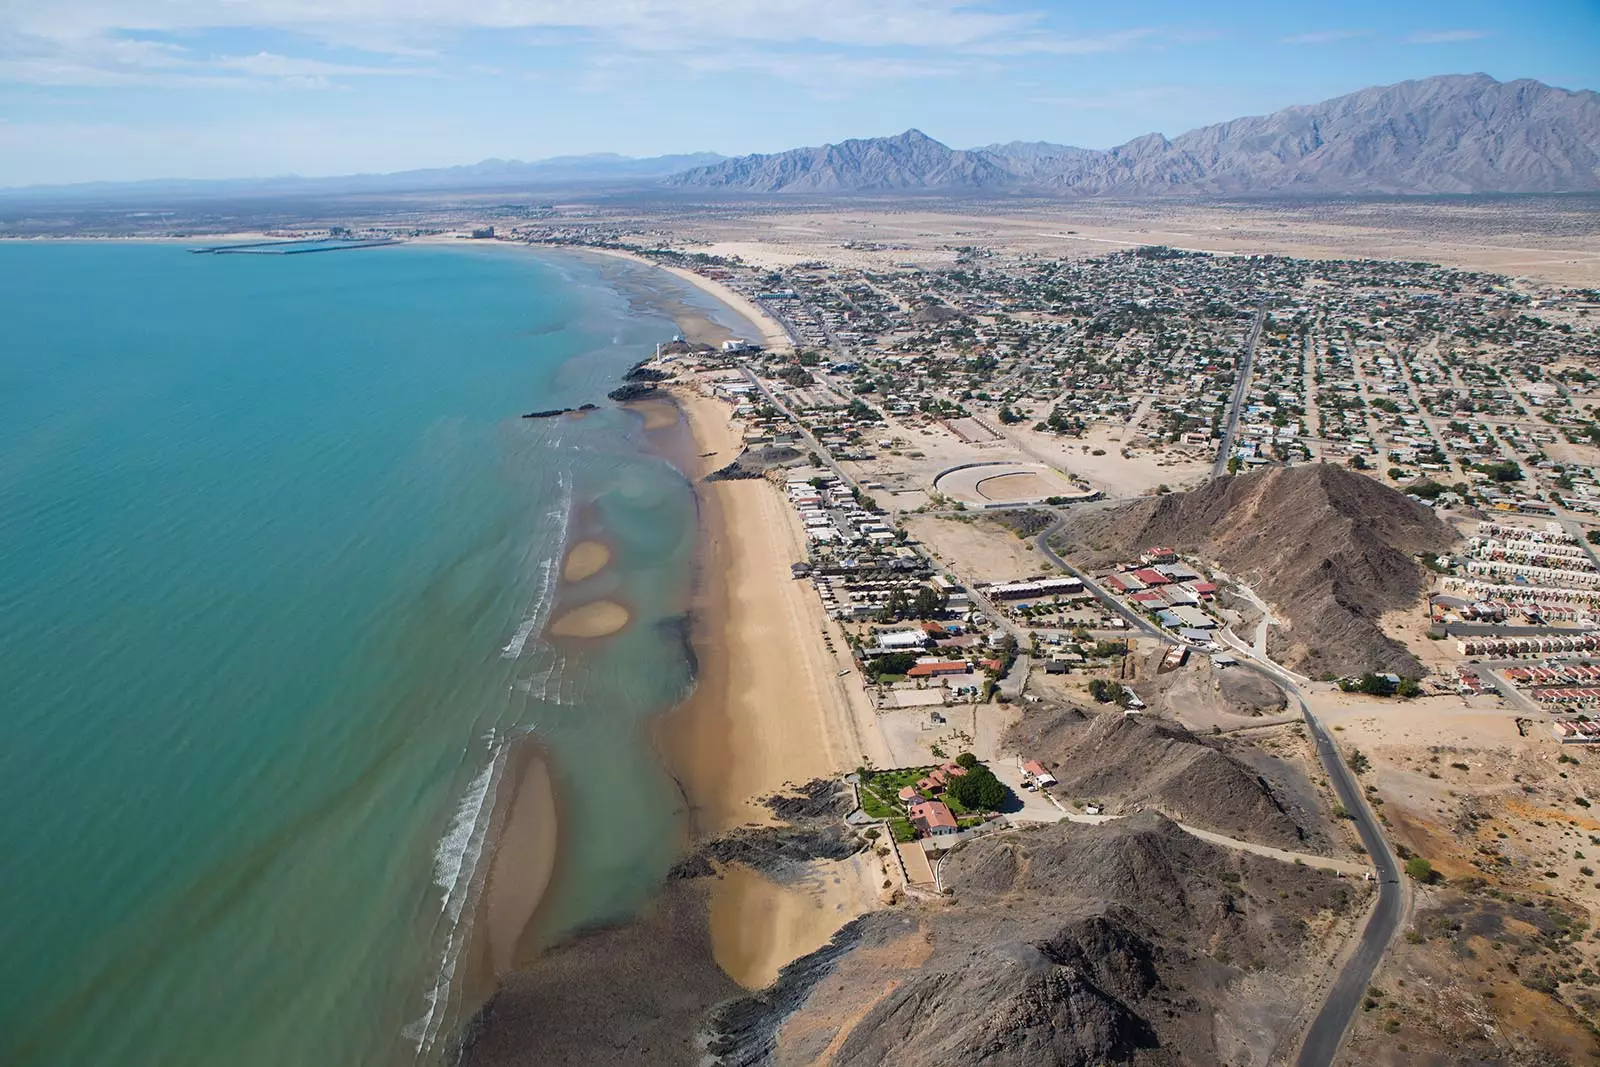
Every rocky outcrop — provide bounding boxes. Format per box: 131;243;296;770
704;813;1355;1067
1055;464;1457;676
1006;706;1309;848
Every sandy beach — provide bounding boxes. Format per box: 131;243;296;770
655;380;892;987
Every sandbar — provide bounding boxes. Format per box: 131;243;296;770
561;540;610;583
547;600;630;638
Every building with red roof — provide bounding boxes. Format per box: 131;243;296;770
906;660;969;678
908;799;959;836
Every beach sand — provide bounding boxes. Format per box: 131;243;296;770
657;381;893;988
547;600;630;638
560;540;610;583
708;855;883;990
660;386;889;834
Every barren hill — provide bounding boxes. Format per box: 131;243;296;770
1006;704;1310;849
668;75;1600;196
1056;464;1456;677
707;813;1355;1066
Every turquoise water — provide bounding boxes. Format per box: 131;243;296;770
0;242;716;1066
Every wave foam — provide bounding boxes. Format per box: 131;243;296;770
500;470;572;660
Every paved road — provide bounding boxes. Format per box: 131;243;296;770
1242;658;1404;1067
1212;303;1267;479
1033;510;1402;1066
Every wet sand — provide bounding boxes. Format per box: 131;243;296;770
547;600;630;638
471;739;561;980
560;540;610;583
579;247;793;352
708;855;883;990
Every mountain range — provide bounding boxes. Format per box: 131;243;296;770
669;74;1600;196
5;74;1596;202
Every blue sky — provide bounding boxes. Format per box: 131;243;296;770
1;0;1596;186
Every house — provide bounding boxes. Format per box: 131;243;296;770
1129;568;1172;587
876;629;930;651
1022;759;1058;787
897;785;924;802
1167;605;1215;629
1141;547;1178;565
908;799;959;836
906;660;969;678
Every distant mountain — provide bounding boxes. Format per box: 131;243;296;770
0;151;726;202
663;129;1012;192
666;75;1600;196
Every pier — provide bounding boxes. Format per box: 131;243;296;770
190;238;400;255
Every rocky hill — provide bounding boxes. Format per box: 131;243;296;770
668;75;1600;196
1056;464;1456;677
706;813;1356;1066
1006;704;1311;848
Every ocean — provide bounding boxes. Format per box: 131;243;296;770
0;241;731;1066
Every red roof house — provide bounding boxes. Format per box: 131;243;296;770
908;800;959;836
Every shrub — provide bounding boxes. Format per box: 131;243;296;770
1405;857;1439;883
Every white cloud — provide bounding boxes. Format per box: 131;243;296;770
965;27;1158;56
1405;29;1490;44
1279;30;1370;45
680;50;973;97
212;52;422;79
0;2;1176;89
1;1;1038;53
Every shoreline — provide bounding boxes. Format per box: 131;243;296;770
565;245;793;353
457;239;885;1061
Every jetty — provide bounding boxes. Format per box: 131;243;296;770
190;238;400;255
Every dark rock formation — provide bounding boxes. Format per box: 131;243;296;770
608;382;660;402
1006;705;1308;848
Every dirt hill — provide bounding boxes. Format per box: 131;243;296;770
707;813;1357;1066
1007;704;1311;849
1056;464;1456;676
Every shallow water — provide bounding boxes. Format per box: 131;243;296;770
0;241;730;1066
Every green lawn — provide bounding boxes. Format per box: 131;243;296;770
860;765;985;817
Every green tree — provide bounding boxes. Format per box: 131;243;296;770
1404;857;1438;883
946;765;1009;811
911;586;948;619
955;752;979;770
1227;456;1243;475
